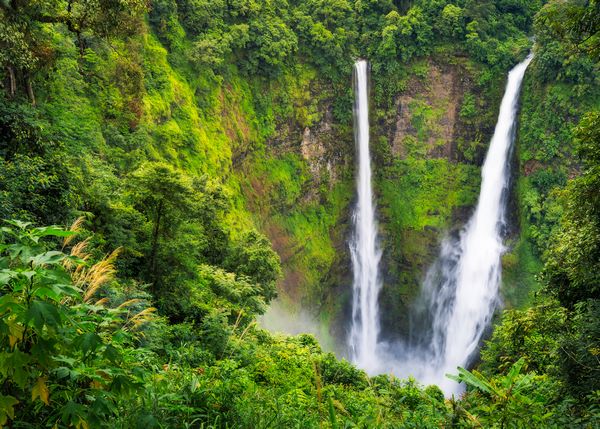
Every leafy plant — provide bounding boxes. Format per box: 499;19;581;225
0;220;153;427
448;359;553;428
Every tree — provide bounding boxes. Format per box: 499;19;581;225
291;0;357;76
374;7;433;63
543;112;600;308
0;0;147;100
246;17;298;73
536;0;600;60
175;0;226;36
449;359;553;428
537;112;600;404
129;162;201;291
191;25;250;69
437;4;464;39
224;230;281;304
479;301;567;376
0;18;37;99
0;97;75;224
558;300;600;398
127;162;231;305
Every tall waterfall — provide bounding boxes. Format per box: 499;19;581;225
381;55;533;395
431;54;533;394
407;54;533;393
348;60;382;373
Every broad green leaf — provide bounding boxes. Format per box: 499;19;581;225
0;227;16;235
111;374;137;394
25;300;62;330
31;251;66;267
75;332;103;356
51;283;82;297
54;366;72;379
507;357;526;380
38;267;72;285
103;344;121;363
446;367;496;395
0;394;18;425
0;269;17;285
7;321;24;347
19;270;36;280
53;355;77;366
7;244;30;260
61;401;86;427
0;350;31;387
0;295;24;316
513;373;537;395
32;286;61;301
30;337;58;367
32;226;75;238
31;377;50;405
4;220;31;230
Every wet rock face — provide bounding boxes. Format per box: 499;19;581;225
242;75;354;319
300;108;338;185
386;61;484;163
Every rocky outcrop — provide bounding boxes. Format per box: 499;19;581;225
372;57;505;342
300;108;341;187
392;62;460;159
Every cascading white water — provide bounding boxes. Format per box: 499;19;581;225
378;55;533;395
348;60;382;373
432;54;534;393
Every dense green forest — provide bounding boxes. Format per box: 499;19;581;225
0;0;599;427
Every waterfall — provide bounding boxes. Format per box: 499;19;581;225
380;55;533;395
348;60;382;373
430;54;533;394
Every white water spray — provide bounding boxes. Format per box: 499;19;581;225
348;60;382;373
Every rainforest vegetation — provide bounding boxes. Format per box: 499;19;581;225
0;0;599;427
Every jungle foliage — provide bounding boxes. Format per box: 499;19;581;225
0;0;598;427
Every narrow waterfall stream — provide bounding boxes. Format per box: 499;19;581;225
348;60;382;373
348;55;533;394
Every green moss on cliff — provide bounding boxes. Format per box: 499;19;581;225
380;159;479;232
242;147;353;304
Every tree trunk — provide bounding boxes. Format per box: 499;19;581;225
7;66;16;97
149;201;164;291
25;73;35;106
77;31;85;57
